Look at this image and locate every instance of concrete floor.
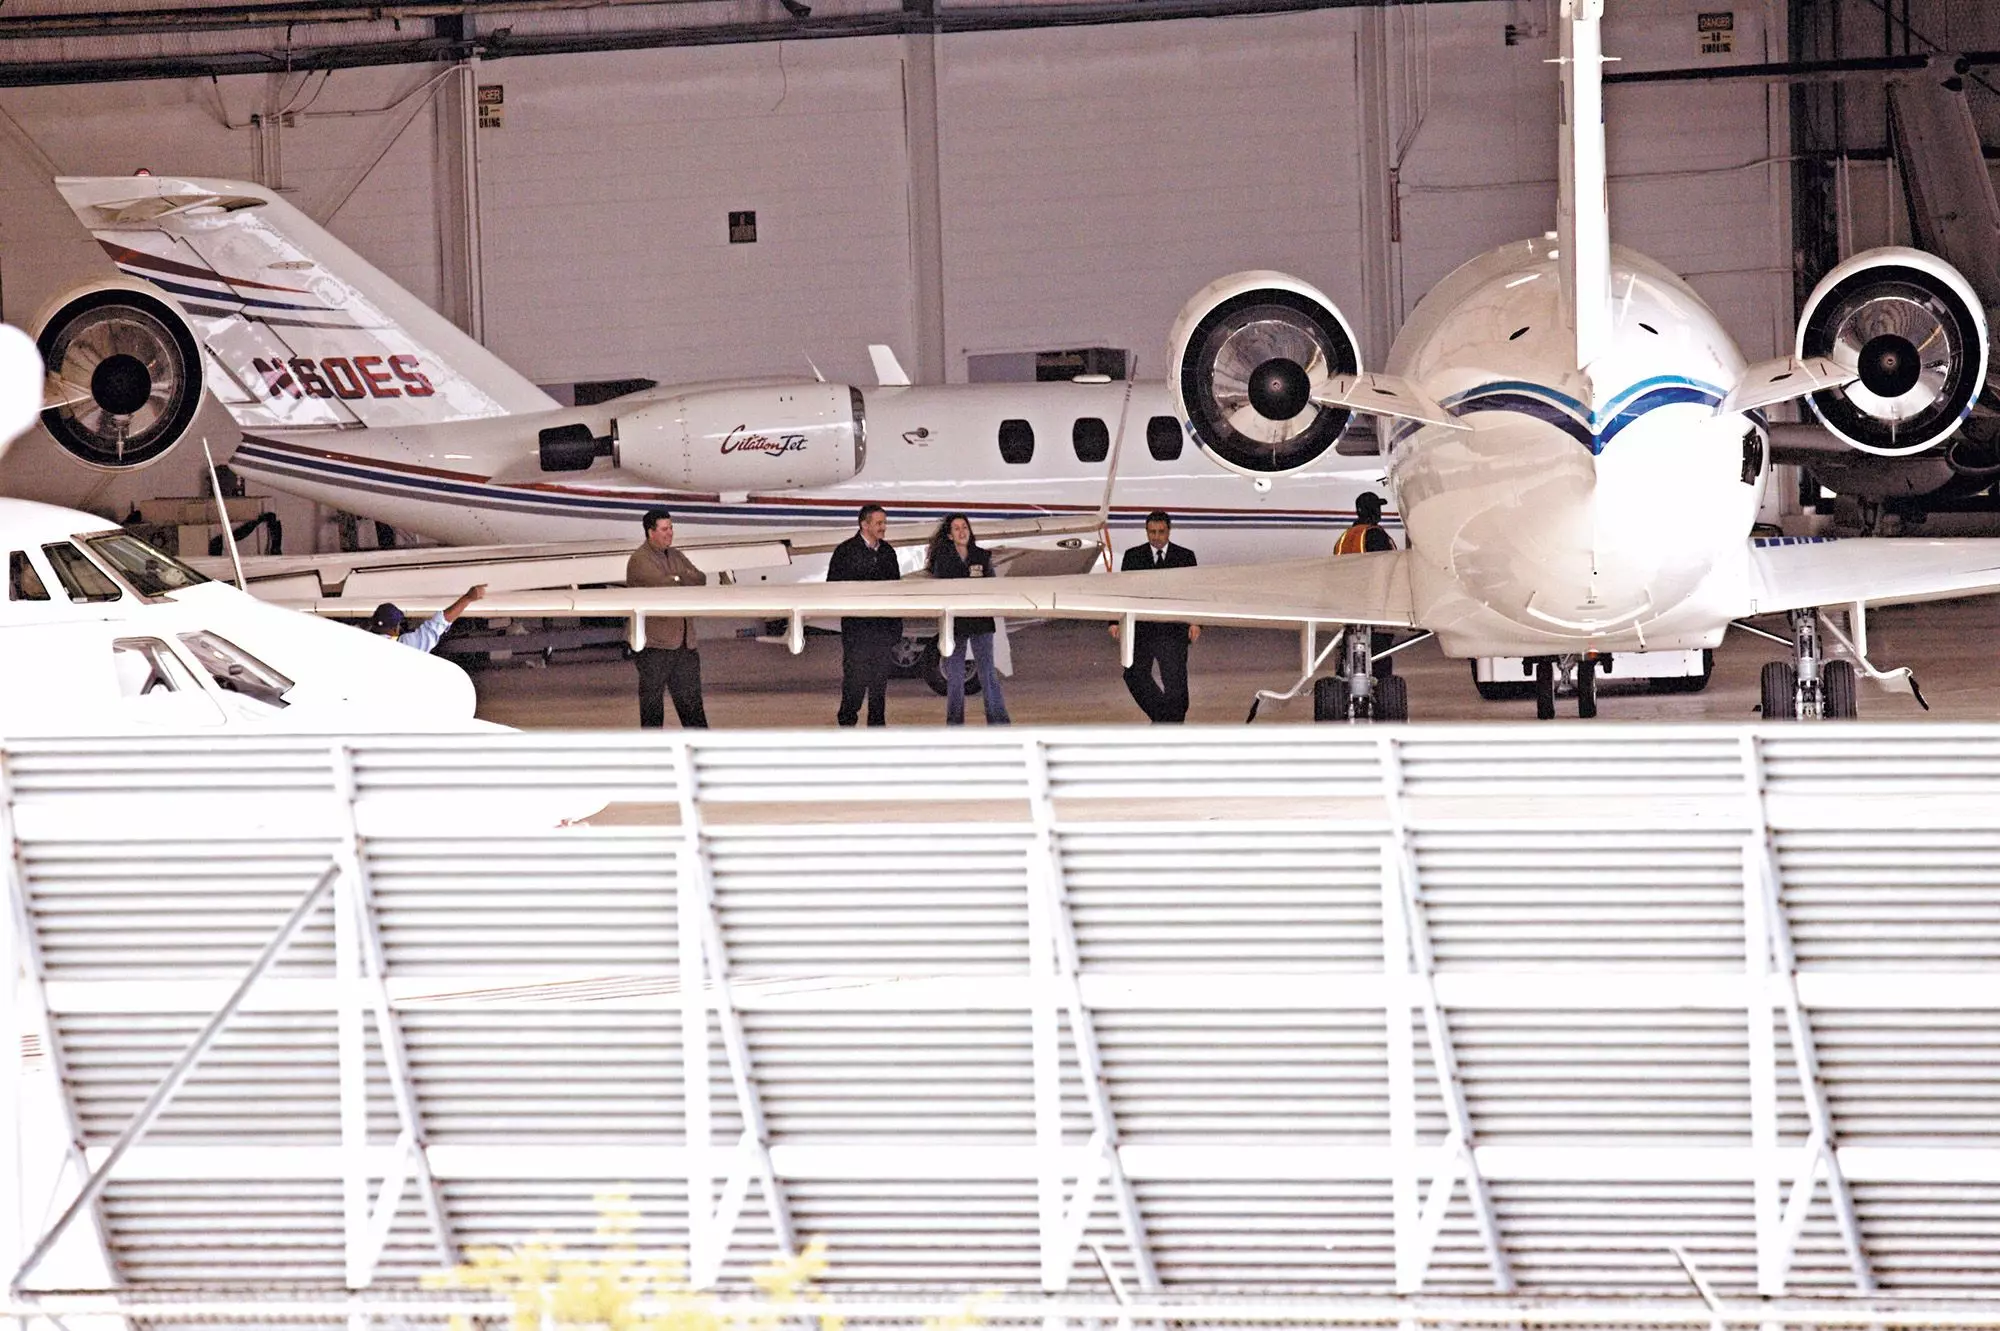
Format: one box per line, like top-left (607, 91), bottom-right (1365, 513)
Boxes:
top-left (468, 597), bottom-right (2000, 728)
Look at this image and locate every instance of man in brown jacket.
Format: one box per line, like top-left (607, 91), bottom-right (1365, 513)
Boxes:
top-left (626, 508), bottom-right (709, 727)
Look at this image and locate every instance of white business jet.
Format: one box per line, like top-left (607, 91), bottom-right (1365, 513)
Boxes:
top-left (356, 0), bottom-right (2000, 723)
top-left (36, 174), bottom-right (1381, 584)
top-left (0, 321), bottom-right (483, 736)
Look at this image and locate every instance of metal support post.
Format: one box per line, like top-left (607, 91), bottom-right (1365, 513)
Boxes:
top-left (1738, 735), bottom-right (1876, 1293)
top-left (10, 862), bottom-right (339, 1292)
top-left (1024, 741), bottom-right (1160, 1293)
top-left (673, 745), bottom-right (796, 1279)
top-left (671, 744), bottom-right (717, 1286)
top-left (329, 748), bottom-right (458, 1279)
top-left (1377, 737), bottom-right (1514, 1294)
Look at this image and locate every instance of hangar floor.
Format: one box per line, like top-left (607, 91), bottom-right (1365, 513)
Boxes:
top-left (468, 595), bottom-right (2000, 728)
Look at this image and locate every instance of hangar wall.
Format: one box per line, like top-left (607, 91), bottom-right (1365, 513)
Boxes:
top-left (0, 0), bottom-right (1795, 400)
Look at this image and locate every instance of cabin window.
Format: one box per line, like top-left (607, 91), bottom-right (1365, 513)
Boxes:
top-left (10, 551), bottom-right (48, 602)
top-left (42, 543), bottom-right (121, 603)
top-left (84, 531), bottom-right (209, 597)
top-left (112, 637), bottom-right (196, 697)
top-left (1073, 417), bottom-right (1110, 463)
top-left (1146, 416), bottom-right (1184, 461)
top-left (179, 631), bottom-right (293, 709)
top-left (998, 418), bottom-right (1035, 465)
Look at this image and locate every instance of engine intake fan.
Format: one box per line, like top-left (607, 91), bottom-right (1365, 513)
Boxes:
top-left (1169, 272), bottom-right (1361, 476)
top-left (36, 284), bottom-right (205, 470)
top-left (1798, 246), bottom-right (1987, 458)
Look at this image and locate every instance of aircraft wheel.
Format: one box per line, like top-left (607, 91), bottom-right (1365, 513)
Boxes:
top-left (1822, 659), bottom-right (1859, 719)
top-left (1469, 660), bottom-right (1535, 701)
top-left (1533, 658), bottom-right (1556, 720)
top-left (1313, 676), bottom-right (1350, 722)
top-left (1376, 674), bottom-right (1409, 723)
top-left (891, 634), bottom-right (927, 679)
top-left (919, 640), bottom-right (980, 697)
top-left (1576, 658), bottom-right (1598, 719)
top-left (1760, 661), bottom-right (1798, 719)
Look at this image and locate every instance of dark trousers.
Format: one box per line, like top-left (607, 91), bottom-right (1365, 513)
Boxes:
top-left (838, 630), bottom-right (895, 727)
top-left (636, 646), bottom-right (708, 728)
top-left (1123, 628), bottom-right (1190, 723)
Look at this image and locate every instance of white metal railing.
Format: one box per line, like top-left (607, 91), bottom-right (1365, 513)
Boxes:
top-left (8, 725), bottom-right (2000, 1304)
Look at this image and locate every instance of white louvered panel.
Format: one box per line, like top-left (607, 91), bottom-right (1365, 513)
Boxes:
top-left (692, 734), bottom-right (1029, 804)
top-left (783, 1180), bottom-right (1047, 1286)
top-left (4, 739), bottom-right (338, 797)
top-left (365, 831), bottom-right (677, 973)
top-left (1136, 1182), bottom-right (1395, 1289)
top-left (1812, 1012), bottom-right (2000, 1144)
top-left (1415, 828), bottom-right (1746, 967)
top-left (1488, 1181), bottom-right (1755, 1293)
top-left (399, 1009), bottom-right (741, 1143)
top-left (1043, 731), bottom-right (1384, 802)
top-left (1058, 827), bottom-right (1384, 968)
top-left (1776, 829), bottom-right (2000, 967)
top-left (1092, 1011), bottom-right (1391, 1140)
top-left (443, 1180), bottom-right (778, 1287)
top-left (349, 735), bottom-right (680, 803)
top-left (1855, 1183), bottom-right (2000, 1287)
top-left (21, 839), bottom-right (341, 978)
top-left (1759, 730), bottom-right (2000, 800)
top-left (1395, 731), bottom-right (1744, 800)
top-left (58, 1012), bottom-right (398, 1143)
top-left (741, 1011), bottom-right (1090, 1141)
top-left (707, 826), bottom-right (1032, 973)
top-left (103, 1180), bottom-right (436, 1285)
top-left (1449, 1011), bottom-right (1755, 1143)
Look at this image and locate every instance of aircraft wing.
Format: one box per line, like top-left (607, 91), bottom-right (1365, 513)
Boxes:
top-left (282, 550), bottom-right (1417, 647)
top-left (1748, 536), bottom-right (2000, 614)
top-left (189, 512), bottom-right (1109, 601)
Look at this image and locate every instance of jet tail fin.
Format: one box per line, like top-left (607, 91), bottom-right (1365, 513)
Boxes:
top-left (1557, 0), bottom-right (1613, 372)
top-left (53, 176), bottom-right (558, 435)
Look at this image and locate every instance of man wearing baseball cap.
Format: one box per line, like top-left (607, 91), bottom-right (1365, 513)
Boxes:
top-left (366, 584), bottom-right (486, 653)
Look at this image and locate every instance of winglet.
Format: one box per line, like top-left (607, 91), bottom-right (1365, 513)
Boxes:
top-left (868, 344), bottom-right (912, 387)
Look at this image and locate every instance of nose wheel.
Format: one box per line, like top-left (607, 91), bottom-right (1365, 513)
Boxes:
top-left (1531, 655), bottom-right (1598, 719)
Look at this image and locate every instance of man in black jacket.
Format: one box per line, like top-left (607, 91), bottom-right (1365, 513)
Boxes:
top-left (827, 503), bottom-right (903, 726)
top-left (1115, 509), bottom-right (1199, 722)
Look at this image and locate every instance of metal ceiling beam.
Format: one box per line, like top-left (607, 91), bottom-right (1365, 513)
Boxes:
top-left (0, 0), bottom-right (1508, 88)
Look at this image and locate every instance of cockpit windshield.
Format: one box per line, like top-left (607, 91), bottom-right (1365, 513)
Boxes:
top-left (177, 631), bottom-right (293, 709)
top-left (83, 531), bottom-right (211, 597)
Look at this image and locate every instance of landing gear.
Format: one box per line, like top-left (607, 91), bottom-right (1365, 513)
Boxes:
top-left (1760, 609), bottom-right (1858, 720)
top-left (1312, 627), bottom-right (1406, 722)
top-left (1529, 655), bottom-right (1599, 720)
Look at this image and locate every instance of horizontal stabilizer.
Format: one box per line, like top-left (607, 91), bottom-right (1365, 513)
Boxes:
top-left (280, 549), bottom-right (1418, 633)
top-left (1747, 535), bottom-right (2000, 615)
top-left (1315, 372), bottom-right (1466, 430)
top-left (868, 344), bottom-right (911, 387)
top-left (1722, 355), bottom-right (1856, 415)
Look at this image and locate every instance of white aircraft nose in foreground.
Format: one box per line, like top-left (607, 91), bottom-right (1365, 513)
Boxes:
top-left (0, 495), bottom-right (482, 735)
top-left (429, 0), bottom-right (2000, 723)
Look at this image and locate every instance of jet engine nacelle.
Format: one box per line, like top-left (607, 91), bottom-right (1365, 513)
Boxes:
top-left (611, 382), bottom-right (865, 492)
top-left (1168, 270), bottom-right (1362, 476)
top-left (1797, 246), bottom-right (1988, 458)
top-left (32, 278), bottom-right (206, 471)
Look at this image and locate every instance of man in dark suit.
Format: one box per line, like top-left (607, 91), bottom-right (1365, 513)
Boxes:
top-left (827, 503), bottom-right (902, 726)
top-left (1115, 509), bottom-right (1199, 723)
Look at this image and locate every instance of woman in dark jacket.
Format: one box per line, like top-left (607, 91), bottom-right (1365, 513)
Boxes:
top-left (925, 514), bottom-right (1011, 725)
